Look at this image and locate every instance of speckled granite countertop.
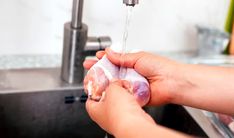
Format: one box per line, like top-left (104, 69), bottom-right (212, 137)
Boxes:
top-left (0, 55), bottom-right (62, 69)
top-left (0, 52), bottom-right (234, 70)
top-left (0, 52), bottom-right (196, 69)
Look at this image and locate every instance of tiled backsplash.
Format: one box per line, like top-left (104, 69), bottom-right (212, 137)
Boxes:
top-left (0, 0), bottom-right (230, 55)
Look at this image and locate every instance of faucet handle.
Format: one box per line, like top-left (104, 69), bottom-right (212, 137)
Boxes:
top-left (85, 36), bottom-right (112, 52)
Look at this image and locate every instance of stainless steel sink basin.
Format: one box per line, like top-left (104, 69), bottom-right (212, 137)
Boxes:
top-left (0, 68), bottom-right (106, 138)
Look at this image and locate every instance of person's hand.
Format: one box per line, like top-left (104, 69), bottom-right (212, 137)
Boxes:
top-left (84, 51), bottom-right (193, 138)
top-left (84, 48), bottom-right (187, 105)
top-left (86, 80), bottom-right (156, 136)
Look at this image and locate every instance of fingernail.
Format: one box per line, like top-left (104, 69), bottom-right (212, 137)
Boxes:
top-left (100, 92), bottom-right (106, 102)
top-left (107, 48), bottom-right (122, 56)
top-left (106, 48), bottom-right (114, 53)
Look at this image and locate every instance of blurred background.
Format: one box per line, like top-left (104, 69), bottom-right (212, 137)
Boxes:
top-left (0, 0), bottom-right (230, 55)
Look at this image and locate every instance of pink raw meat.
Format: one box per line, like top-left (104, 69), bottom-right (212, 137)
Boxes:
top-left (217, 114), bottom-right (234, 133)
top-left (120, 68), bottom-right (150, 106)
top-left (84, 56), bottom-right (119, 101)
top-left (84, 56), bottom-right (150, 106)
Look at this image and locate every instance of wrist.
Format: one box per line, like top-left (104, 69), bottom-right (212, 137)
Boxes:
top-left (113, 114), bottom-right (156, 138)
top-left (113, 110), bottom-right (156, 138)
top-left (169, 63), bottom-right (198, 105)
top-left (114, 114), bottom-right (189, 138)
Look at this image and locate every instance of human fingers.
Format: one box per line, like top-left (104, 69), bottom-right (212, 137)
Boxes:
top-left (85, 80), bottom-right (124, 117)
top-left (83, 60), bottom-right (98, 70)
top-left (83, 50), bottom-right (105, 69)
top-left (105, 48), bottom-right (146, 68)
top-left (96, 51), bottom-right (105, 59)
top-left (85, 98), bottom-right (103, 122)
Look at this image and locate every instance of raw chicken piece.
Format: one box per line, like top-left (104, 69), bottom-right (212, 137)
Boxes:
top-left (84, 56), bottom-right (119, 101)
top-left (120, 68), bottom-right (150, 106)
top-left (84, 56), bottom-right (150, 106)
top-left (217, 114), bottom-right (234, 133)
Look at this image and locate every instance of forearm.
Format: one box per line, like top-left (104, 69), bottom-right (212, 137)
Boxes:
top-left (114, 115), bottom-right (190, 138)
top-left (173, 64), bottom-right (234, 115)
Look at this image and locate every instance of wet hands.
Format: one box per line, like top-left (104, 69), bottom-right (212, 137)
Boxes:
top-left (84, 48), bottom-right (185, 106)
top-left (85, 80), bottom-right (156, 136)
top-left (83, 48), bottom-right (190, 136)
top-left (84, 54), bottom-right (150, 106)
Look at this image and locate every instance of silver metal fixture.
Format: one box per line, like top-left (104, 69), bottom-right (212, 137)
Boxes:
top-left (71, 0), bottom-right (83, 29)
top-left (85, 37), bottom-right (112, 51)
top-left (123, 0), bottom-right (139, 6)
top-left (61, 0), bottom-right (112, 84)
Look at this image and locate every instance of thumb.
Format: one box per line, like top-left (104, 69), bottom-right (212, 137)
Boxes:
top-left (86, 99), bottom-right (102, 121)
top-left (105, 48), bottom-right (145, 68)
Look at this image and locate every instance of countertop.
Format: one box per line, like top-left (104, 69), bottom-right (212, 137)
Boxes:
top-left (0, 51), bottom-right (196, 69)
top-left (1, 52), bottom-right (234, 69)
top-left (0, 55), bottom-right (61, 69)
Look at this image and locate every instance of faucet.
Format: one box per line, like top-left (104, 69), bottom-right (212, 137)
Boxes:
top-left (123, 0), bottom-right (139, 6)
top-left (61, 0), bottom-right (140, 84)
top-left (61, 0), bottom-right (112, 84)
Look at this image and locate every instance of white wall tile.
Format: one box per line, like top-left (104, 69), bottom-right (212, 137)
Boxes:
top-left (0, 0), bottom-right (230, 55)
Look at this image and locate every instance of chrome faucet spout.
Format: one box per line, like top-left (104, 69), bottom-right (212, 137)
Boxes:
top-left (123, 0), bottom-right (139, 6)
top-left (71, 0), bottom-right (83, 29)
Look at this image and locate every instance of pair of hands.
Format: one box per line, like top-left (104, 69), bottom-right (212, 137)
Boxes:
top-left (83, 48), bottom-right (184, 136)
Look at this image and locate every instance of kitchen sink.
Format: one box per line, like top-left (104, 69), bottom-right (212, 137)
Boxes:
top-left (0, 67), bottom-right (207, 138)
top-left (0, 68), bottom-right (105, 138)
top-left (1, 54), bottom-right (233, 138)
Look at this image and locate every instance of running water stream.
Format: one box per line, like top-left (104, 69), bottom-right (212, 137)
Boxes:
top-left (120, 6), bottom-right (134, 79)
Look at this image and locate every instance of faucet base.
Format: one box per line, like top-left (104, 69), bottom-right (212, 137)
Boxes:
top-left (61, 22), bottom-right (88, 84)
